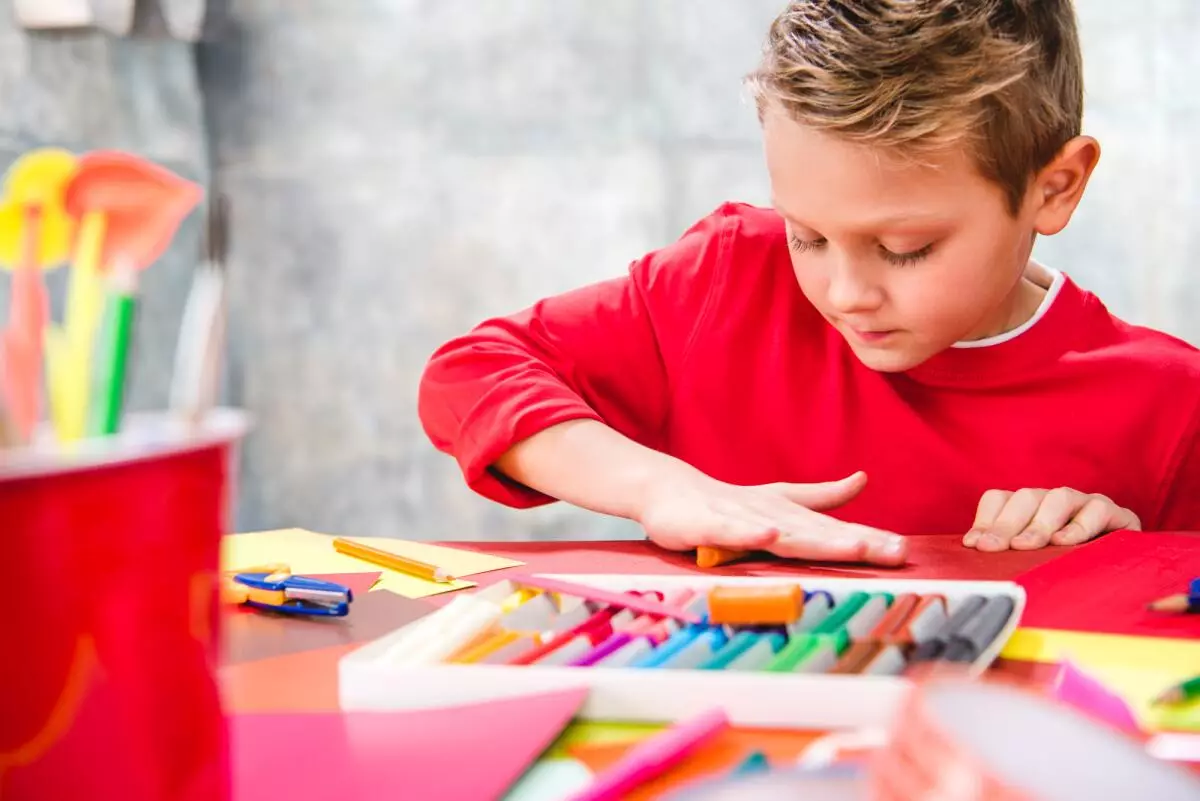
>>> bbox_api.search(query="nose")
[825,256,885,315]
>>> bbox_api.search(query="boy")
[418,0,1200,566]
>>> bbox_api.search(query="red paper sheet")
[1015,531,1200,639]
[230,687,588,801]
[440,535,1062,585]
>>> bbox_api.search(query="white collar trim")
[952,263,1064,349]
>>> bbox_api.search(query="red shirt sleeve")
[418,207,733,507]
[1153,409,1200,531]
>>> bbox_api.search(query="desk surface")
[219,533,1200,796]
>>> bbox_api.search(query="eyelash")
[787,233,933,267]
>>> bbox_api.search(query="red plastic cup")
[0,409,249,801]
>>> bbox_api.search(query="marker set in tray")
[339,574,1027,728]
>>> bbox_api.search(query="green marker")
[766,592,869,671]
[89,263,138,436]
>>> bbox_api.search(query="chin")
[846,342,930,373]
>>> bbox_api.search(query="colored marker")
[909,595,986,662]
[657,627,729,669]
[887,595,947,648]
[596,636,655,668]
[534,635,595,666]
[731,751,769,777]
[867,593,919,643]
[509,592,648,666]
[725,632,787,671]
[479,633,541,664]
[573,589,696,666]
[790,592,834,633]
[630,624,709,669]
[707,585,804,625]
[830,641,880,674]
[398,598,503,665]
[569,708,729,801]
[451,630,520,664]
[842,593,892,640]
[697,630,765,670]
[864,644,906,676]
[942,595,1016,663]
[570,632,633,667]
[794,639,838,674]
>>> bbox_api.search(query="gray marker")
[943,595,1015,663]
[910,595,986,662]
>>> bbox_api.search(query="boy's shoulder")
[688,201,786,243]
[1076,292,1200,406]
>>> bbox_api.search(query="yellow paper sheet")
[221,528,513,599]
[337,534,525,577]
[1003,628,1200,731]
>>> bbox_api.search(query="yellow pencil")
[332,537,456,583]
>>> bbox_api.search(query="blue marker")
[725,632,788,671]
[698,630,768,670]
[658,627,729,669]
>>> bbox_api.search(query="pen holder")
[0,409,250,801]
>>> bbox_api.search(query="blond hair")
[749,0,1084,213]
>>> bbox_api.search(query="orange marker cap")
[707,585,804,625]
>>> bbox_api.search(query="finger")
[688,517,781,552]
[1051,496,1139,545]
[769,521,907,566]
[1011,487,1084,550]
[964,489,1011,547]
[767,471,868,511]
[977,488,1045,551]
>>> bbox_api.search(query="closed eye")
[788,233,826,254]
[880,243,933,266]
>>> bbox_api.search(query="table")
[218,534,1199,797]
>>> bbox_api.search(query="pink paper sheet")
[231,687,589,801]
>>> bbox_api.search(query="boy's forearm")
[493,419,704,522]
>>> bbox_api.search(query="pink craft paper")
[303,572,382,596]
[513,574,703,624]
[1051,660,1142,735]
[231,686,589,801]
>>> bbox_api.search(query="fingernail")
[881,536,906,559]
[963,529,981,546]
[980,534,1003,549]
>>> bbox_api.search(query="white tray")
[338,573,1026,730]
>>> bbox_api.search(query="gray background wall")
[1,2,1197,541]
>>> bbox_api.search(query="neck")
[962,263,1050,342]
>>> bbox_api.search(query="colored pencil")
[1153,675,1200,706]
[332,537,456,583]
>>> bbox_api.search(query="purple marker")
[569,632,633,667]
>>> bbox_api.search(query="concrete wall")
[3,2,1199,541]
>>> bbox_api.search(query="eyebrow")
[772,201,954,232]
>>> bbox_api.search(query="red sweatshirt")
[419,203,1200,534]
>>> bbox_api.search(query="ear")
[1031,136,1101,235]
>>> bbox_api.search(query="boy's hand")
[637,470,908,566]
[963,488,1141,551]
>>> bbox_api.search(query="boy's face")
[762,109,1045,373]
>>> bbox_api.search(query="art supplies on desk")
[0,147,203,447]
[222,528,524,598]
[339,574,1026,729]
[569,708,729,801]
[1150,578,1200,615]
[222,565,354,617]
[1016,531,1200,639]
[171,192,227,426]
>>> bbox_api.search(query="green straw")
[89,263,137,436]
